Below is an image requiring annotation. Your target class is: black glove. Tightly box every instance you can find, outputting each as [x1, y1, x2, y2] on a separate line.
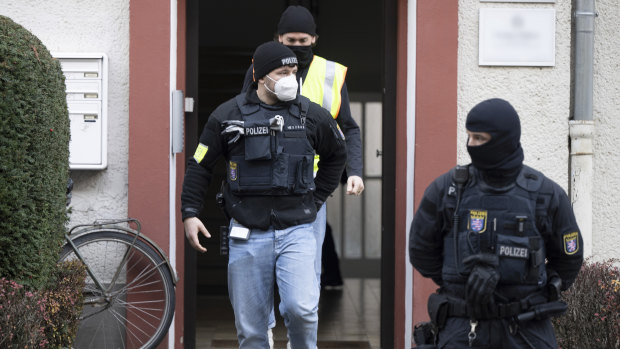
[463, 253, 500, 319]
[221, 120, 245, 144]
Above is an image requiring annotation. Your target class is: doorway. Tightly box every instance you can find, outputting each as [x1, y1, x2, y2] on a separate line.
[184, 1, 388, 347]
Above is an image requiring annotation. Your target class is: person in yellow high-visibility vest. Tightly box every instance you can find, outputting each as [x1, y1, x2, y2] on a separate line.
[242, 5, 364, 348]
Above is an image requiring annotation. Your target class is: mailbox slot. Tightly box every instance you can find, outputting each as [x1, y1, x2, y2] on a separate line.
[54, 53, 108, 170]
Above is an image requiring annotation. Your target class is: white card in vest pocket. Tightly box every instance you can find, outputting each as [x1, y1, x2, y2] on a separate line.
[229, 220, 250, 240]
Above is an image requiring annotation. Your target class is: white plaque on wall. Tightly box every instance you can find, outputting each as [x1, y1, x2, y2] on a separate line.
[479, 8, 555, 66]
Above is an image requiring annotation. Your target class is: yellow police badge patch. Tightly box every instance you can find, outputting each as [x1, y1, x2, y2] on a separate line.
[229, 161, 238, 181]
[193, 143, 208, 164]
[563, 232, 579, 255]
[468, 210, 487, 233]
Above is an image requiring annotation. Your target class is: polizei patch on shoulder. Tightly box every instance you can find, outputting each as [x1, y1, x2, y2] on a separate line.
[563, 232, 579, 255]
[468, 209, 487, 233]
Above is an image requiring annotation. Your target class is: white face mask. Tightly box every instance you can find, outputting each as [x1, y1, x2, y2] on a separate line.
[265, 74, 298, 101]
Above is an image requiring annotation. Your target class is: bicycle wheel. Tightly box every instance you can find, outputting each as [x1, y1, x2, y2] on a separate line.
[59, 230, 175, 349]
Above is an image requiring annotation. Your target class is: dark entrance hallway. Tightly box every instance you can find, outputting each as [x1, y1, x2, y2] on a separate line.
[183, 1, 387, 347]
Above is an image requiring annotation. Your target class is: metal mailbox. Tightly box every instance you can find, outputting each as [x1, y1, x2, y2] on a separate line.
[54, 53, 108, 169]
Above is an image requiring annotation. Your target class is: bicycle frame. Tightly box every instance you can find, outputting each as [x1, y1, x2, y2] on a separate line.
[62, 218, 177, 347]
[65, 218, 178, 287]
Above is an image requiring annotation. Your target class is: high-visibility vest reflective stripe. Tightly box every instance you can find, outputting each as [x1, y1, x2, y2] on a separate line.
[302, 55, 347, 118]
[303, 55, 348, 175]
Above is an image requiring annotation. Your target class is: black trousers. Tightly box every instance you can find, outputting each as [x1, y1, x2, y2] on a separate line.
[321, 222, 343, 286]
[437, 317, 558, 349]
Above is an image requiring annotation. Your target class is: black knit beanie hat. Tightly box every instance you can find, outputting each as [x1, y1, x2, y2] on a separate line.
[252, 41, 298, 82]
[277, 5, 316, 36]
[466, 98, 524, 171]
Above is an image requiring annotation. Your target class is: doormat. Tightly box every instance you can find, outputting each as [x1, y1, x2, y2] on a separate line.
[211, 339, 371, 348]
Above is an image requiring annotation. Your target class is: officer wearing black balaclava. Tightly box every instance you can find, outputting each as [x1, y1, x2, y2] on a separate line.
[466, 98, 524, 184]
[409, 98, 583, 348]
[276, 5, 317, 69]
[241, 6, 364, 197]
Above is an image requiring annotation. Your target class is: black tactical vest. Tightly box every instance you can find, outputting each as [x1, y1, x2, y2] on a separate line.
[225, 95, 316, 196]
[442, 165, 549, 298]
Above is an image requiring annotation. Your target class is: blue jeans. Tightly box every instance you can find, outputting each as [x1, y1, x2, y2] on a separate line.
[228, 222, 319, 349]
[268, 204, 327, 329]
[312, 204, 327, 286]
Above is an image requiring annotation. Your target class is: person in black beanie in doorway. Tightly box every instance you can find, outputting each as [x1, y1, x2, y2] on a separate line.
[182, 41, 346, 349]
[409, 98, 583, 348]
[242, 7, 363, 203]
[242, 6, 364, 347]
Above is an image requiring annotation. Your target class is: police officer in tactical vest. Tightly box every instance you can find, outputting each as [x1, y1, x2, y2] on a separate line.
[241, 3, 365, 277]
[181, 41, 346, 349]
[409, 98, 584, 348]
[242, 7, 365, 348]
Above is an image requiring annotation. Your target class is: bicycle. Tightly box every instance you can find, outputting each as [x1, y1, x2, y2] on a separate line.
[58, 218, 177, 349]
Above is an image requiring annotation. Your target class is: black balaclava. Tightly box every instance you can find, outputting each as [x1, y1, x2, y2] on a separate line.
[277, 6, 316, 68]
[288, 45, 313, 69]
[466, 98, 524, 185]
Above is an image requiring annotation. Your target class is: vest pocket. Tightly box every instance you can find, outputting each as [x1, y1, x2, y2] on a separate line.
[272, 153, 288, 189]
[292, 154, 314, 194]
[244, 134, 271, 160]
[244, 119, 272, 160]
[265, 153, 315, 194]
[496, 234, 539, 285]
[227, 156, 271, 194]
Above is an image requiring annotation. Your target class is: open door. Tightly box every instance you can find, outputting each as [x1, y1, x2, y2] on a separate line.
[184, 1, 392, 347]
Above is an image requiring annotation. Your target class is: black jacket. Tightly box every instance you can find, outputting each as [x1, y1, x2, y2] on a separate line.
[409, 165, 584, 291]
[181, 89, 346, 229]
[242, 60, 363, 178]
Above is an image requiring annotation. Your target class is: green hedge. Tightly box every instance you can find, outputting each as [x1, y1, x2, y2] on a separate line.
[0, 15, 70, 289]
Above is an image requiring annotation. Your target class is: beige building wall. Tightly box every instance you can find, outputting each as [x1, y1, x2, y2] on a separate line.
[456, 1, 619, 261]
[456, 1, 571, 183]
[591, 0, 620, 260]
